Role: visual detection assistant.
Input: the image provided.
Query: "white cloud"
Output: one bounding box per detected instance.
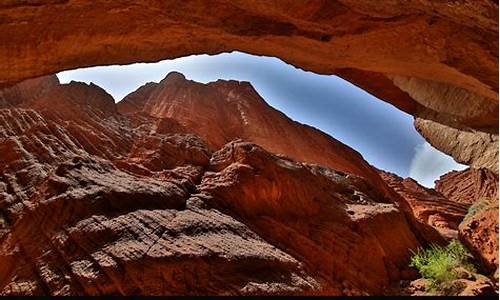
[409,142,468,188]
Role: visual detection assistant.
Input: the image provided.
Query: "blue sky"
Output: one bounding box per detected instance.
[57,51,466,187]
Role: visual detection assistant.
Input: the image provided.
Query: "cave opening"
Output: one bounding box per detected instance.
[1,1,497,295]
[56,51,467,188]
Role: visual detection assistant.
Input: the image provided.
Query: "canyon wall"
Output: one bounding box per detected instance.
[0,0,497,172]
[0,71,497,295]
[382,167,499,278]
[0,75,432,296]
[436,169,499,275]
[116,72,392,196]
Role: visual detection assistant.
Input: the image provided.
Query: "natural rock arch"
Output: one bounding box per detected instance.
[0,0,498,171]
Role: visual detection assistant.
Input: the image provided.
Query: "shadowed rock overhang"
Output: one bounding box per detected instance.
[0,0,498,172]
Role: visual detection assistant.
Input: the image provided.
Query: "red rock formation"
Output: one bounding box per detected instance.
[435,168,499,204]
[0,77,317,295]
[415,119,498,174]
[117,72,395,198]
[0,75,433,296]
[200,140,421,295]
[118,73,452,249]
[2,156,321,296]
[433,168,499,274]
[0,0,497,174]
[0,75,60,108]
[382,167,499,277]
[380,171,469,240]
[459,199,499,275]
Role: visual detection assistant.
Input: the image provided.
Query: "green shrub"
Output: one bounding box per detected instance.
[409,240,475,292]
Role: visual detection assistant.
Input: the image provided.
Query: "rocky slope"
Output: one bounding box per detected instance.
[381,169,499,296]
[0,1,497,174]
[0,75,433,296]
[380,171,469,241]
[117,72,461,246]
[117,72,390,193]
[459,197,499,276]
[0,74,497,296]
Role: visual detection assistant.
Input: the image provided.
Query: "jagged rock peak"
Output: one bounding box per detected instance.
[158,71,255,90]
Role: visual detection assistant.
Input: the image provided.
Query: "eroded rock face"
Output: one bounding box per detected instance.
[382,167,499,277]
[0,75,431,295]
[433,168,499,275]
[2,156,319,296]
[117,72,395,198]
[459,199,499,276]
[0,75,60,108]
[435,168,498,205]
[0,0,497,172]
[199,140,422,295]
[415,118,498,174]
[380,171,468,241]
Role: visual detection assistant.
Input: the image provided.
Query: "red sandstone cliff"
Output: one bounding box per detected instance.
[435,168,499,205]
[0,74,430,296]
[435,168,498,275]
[117,72,396,198]
[0,74,497,296]
[435,168,499,276]
[0,1,497,291]
[381,168,499,278]
[380,171,469,240]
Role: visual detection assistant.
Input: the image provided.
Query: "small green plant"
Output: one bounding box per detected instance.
[409,240,475,292]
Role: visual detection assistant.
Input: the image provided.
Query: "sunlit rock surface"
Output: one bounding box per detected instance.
[117,72,390,192]
[435,168,498,205]
[0,72,497,295]
[0,75,431,296]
